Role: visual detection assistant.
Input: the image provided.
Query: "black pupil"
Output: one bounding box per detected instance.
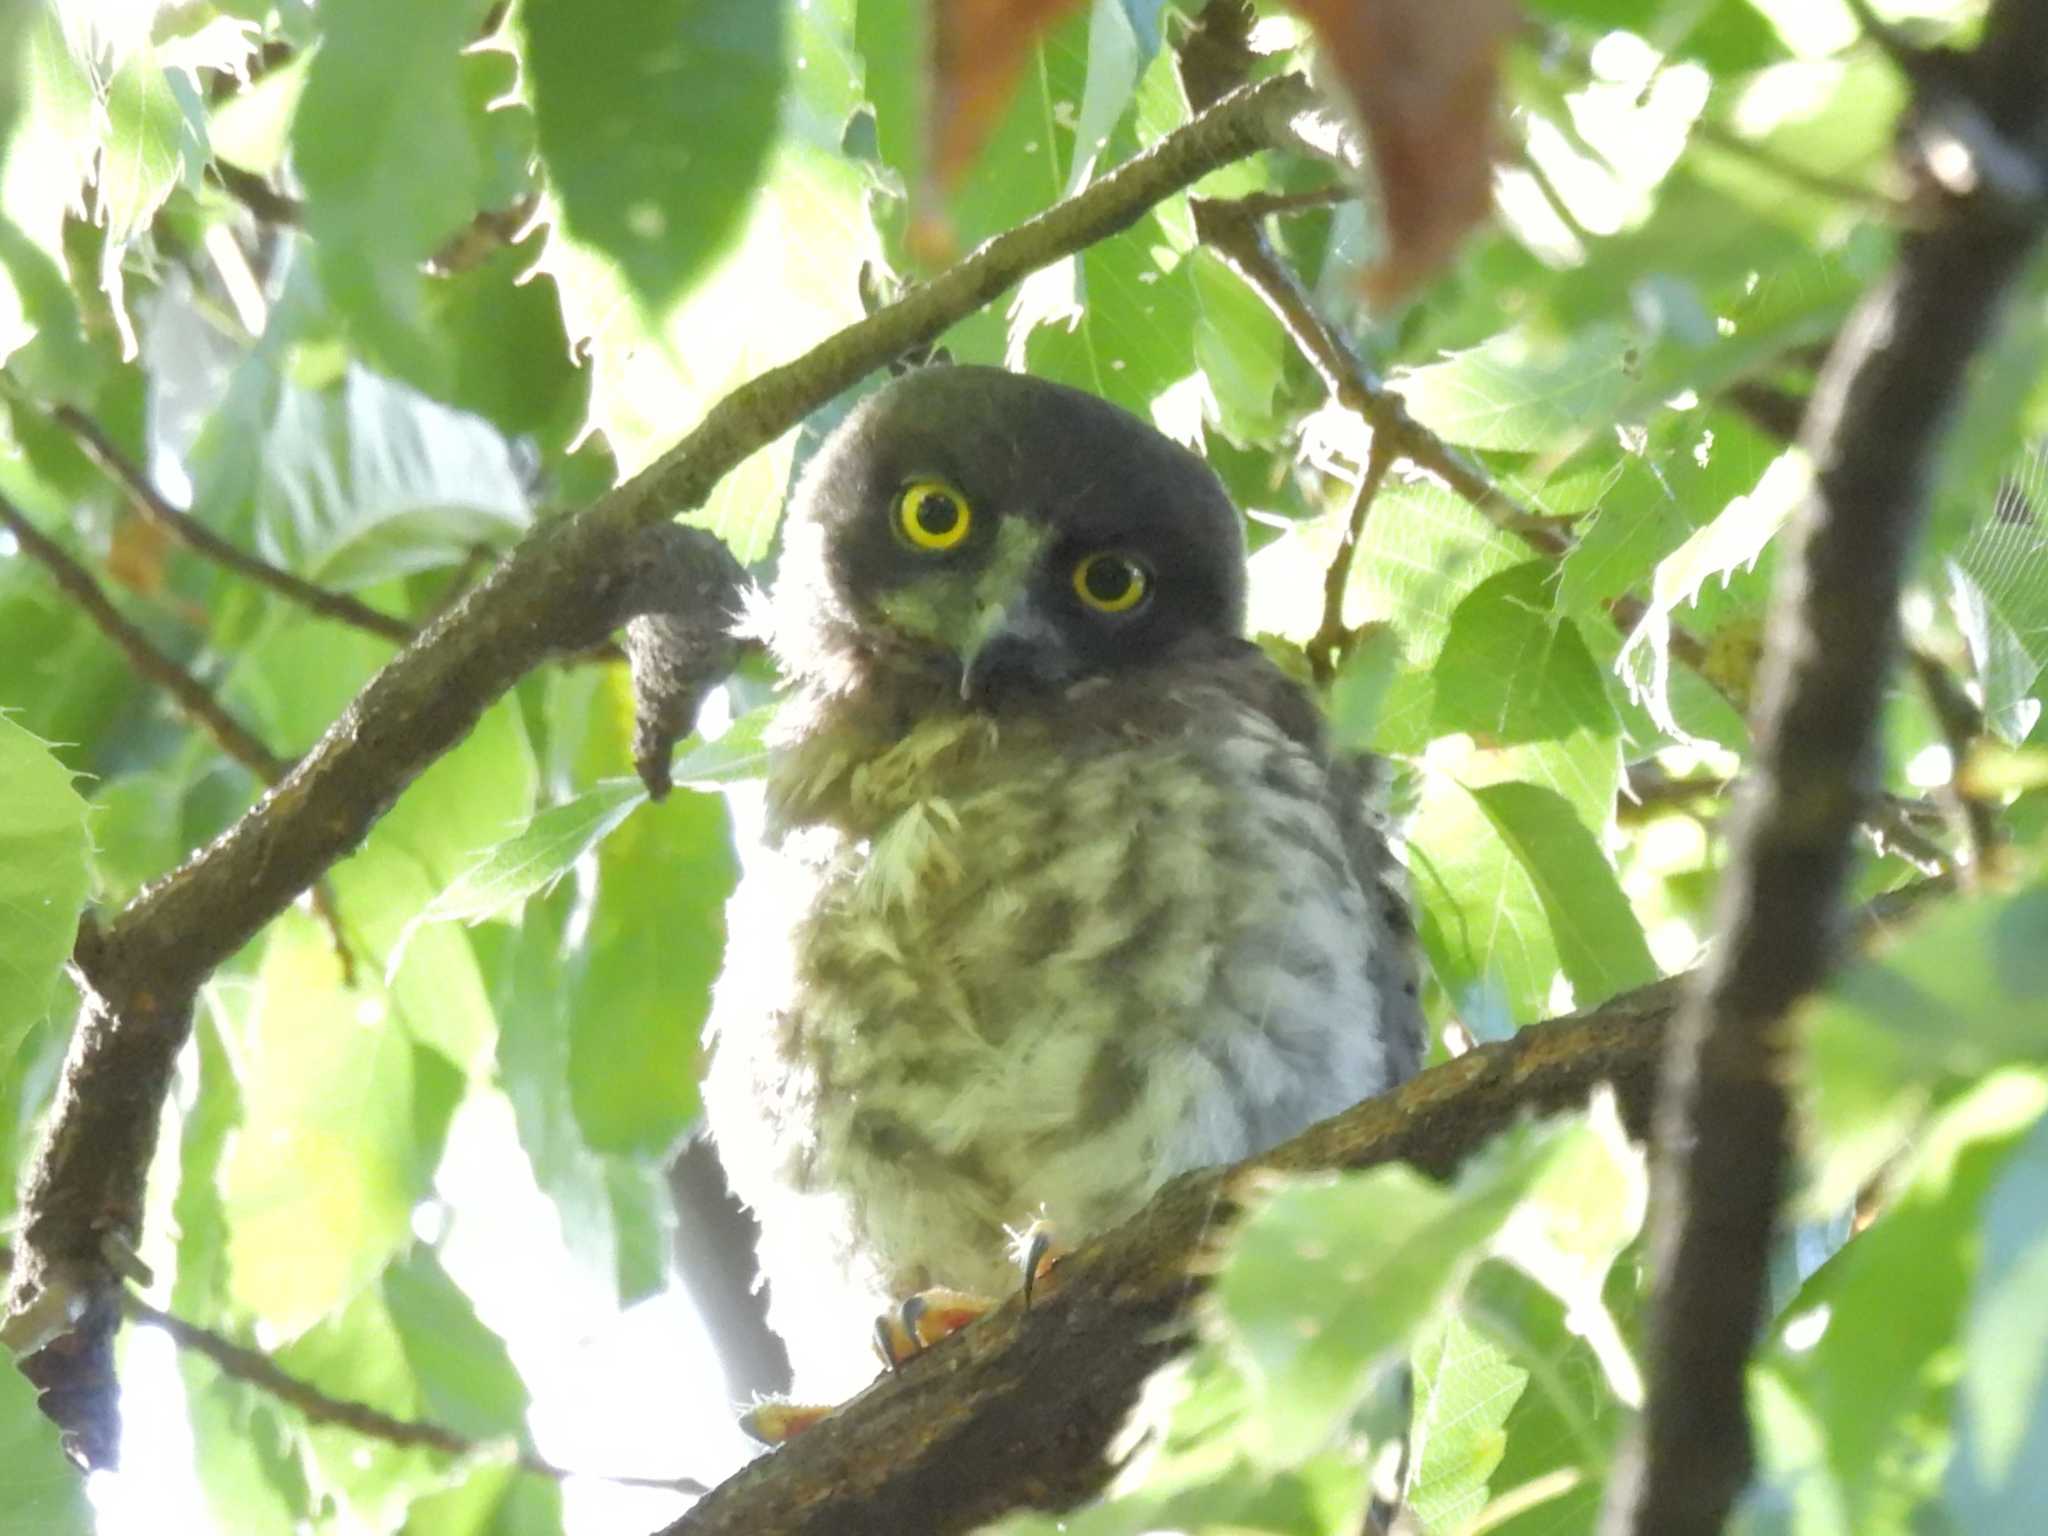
[1085,558,1136,604]
[915,492,959,537]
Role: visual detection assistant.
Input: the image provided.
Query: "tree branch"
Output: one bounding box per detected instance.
[49,404,416,644]
[665,975,1684,1536]
[653,868,1950,1536]
[0,492,288,782]
[1601,4,2048,1531]
[2,69,1321,1468]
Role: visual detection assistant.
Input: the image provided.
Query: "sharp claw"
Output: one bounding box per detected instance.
[1016,1219,1067,1307]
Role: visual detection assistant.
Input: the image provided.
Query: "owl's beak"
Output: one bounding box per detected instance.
[957,597,1075,707]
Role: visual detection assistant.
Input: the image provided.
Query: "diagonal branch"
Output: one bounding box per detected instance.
[51,404,415,644]
[657,875,1942,1536]
[667,976,1684,1536]
[2,70,1321,1470]
[0,492,288,782]
[1189,194,1712,677]
[1601,4,2048,1533]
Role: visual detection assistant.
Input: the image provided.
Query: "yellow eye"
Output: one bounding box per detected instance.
[1073,552,1150,614]
[897,482,971,550]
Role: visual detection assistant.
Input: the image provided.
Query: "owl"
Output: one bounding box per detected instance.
[703,365,1423,1399]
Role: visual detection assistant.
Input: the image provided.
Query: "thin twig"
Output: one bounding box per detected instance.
[1189,194,1712,674]
[1306,431,1396,684]
[119,1289,705,1495]
[1603,3,2048,1530]
[50,405,414,644]
[1907,644,2000,883]
[1688,118,1903,215]
[0,492,288,782]
[1213,183,1354,220]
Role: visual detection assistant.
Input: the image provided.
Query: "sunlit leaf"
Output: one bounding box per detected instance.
[0,714,88,1063]
[0,1357,91,1536]
[1433,563,1620,747]
[522,0,782,312]
[293,0,486,388]
[1409,1311,1530,1535]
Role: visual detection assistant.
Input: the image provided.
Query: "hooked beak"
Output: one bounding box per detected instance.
[957,597,1076,707]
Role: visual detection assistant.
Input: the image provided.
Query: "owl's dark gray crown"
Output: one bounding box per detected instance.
[770,366,1248,707]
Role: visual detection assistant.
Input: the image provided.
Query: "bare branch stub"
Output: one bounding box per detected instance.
[1602,5,2048,1533]
[2,72,1320,1467]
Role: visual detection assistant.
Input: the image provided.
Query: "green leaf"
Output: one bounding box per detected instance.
[1411,772,1653,1024]
[0,1353,91,1536]
[1616,447,1811,741]
[1950,1109,2048,1527]
[567,787,735,1156]
[522,0,782,313]
[1391,324,1636,454]
[420,778,647,929]
[1213,1119,1575,1460]
[0,714,88,1061]
[1433,563,1621,747]
[1469,781,1658,1009]
[221,913,439,1336]
[273,1279,464,1528]
[1409,1312,1530,1536]
[384,1246,530,1443]
[293,0,486,388]
[1,9,98,262]
[1764,1071,2048,1533]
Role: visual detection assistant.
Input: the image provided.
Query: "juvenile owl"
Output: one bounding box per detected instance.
[703,365,1422,1397]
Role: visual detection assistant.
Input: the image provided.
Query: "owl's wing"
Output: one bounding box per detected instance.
[1327,749,1427,1084]
[1213,642,1426,1086]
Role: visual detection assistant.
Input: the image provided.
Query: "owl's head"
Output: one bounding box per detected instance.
[770,366,1247,706]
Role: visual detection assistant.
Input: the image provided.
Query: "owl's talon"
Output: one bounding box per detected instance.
[740,1399,835,1444]
[1016,1220,1069,1307]
[872,1285,996,1369]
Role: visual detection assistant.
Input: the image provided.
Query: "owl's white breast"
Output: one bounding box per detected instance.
[703,687,1393,1397]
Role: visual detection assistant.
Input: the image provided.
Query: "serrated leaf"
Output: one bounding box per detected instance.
[1617,447,1811,742]
[0,714,89,1062]
[1433,563,1620,747]
[1409,1312,1529,1536]
[1950,1109,2048,1527]
[1392,324,1635,454]
[1469,781,1657,1009]
[1766,1072,2048,1533]
[522,0,781,313]
[422,779,646,929]
[384,1246,530,1443]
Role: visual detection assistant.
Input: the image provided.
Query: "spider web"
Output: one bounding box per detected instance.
[1948,446,2048,745]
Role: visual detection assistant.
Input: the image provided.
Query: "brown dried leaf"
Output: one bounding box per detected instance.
[1284,0,1519,301]
[928,0,1087,192]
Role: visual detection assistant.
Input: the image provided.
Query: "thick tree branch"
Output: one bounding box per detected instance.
[664,976,1684,1536]
[1601,4,2048,1533]
[653,873,1946,1536]
[2,70,1320,1467]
